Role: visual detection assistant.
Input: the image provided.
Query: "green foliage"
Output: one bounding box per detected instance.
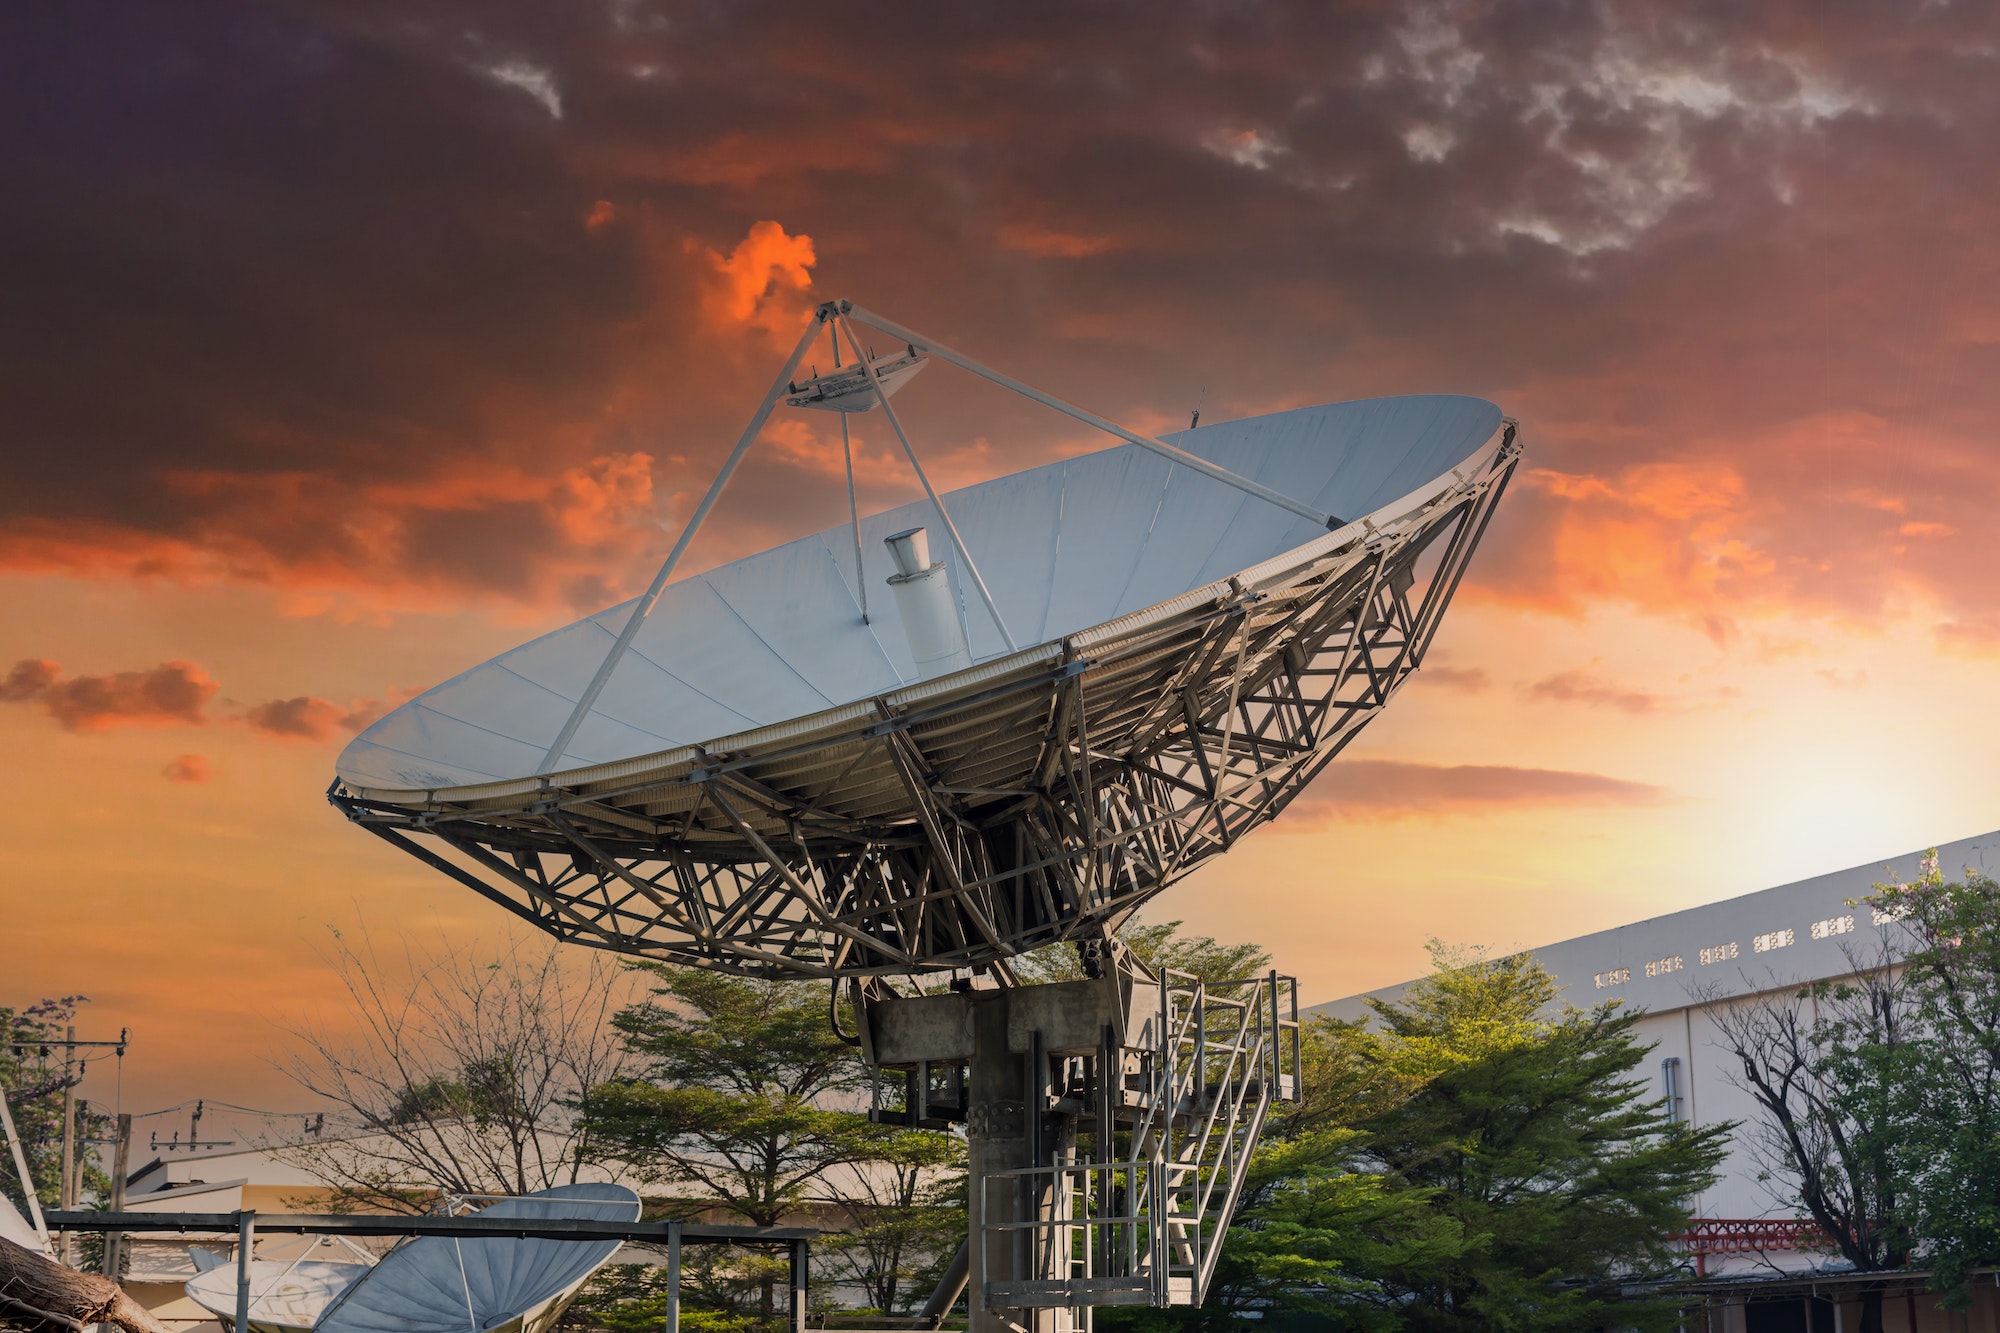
[581,964,963,1326]
[1868,856,2000,1305]
[1016,919,1272,990]
[817,1127,965,1314]
[1719,854,2000,1317]
[584,964,889,1227]
[0,996,112,1215]
[579,925,1730,1331]
[1359,948,1729,1330]
[1209,1128,1476,1333]
[1212,943,1728,1333]
[558,1263,762,1333]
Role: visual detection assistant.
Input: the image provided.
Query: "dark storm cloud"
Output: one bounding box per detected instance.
[3,0,1997,635]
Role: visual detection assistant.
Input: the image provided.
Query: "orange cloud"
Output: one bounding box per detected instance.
[998,222,1119,259]
[1936,620,2000,658]
[1534,462,1763,617]
[1,659,61,701]
[1525,666,1664,715]
[1286,760,1668,823]
[0,659,219,732]
[0,655,413,745]
[1413,664,1490,693]
[245,697,352,741]
[0,452,668,618]
[243,692,402,742]
[162,754,211,784]
[701,221,816,340]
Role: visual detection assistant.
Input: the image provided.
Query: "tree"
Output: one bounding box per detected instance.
[1,997,111,1220]
[1218,944,1729,1332]
[1706,939,1915,1333]
[1217,1129,1477,1333]
[1866,855,2000,1306]
[0,1235,165,1333]
[1016,918,1271,990]
[817,1129,965,1315]
[1709,852,2000,1322]
[582,965,940,1323]
[560,1250,788,1333]
[271,930,639,1211]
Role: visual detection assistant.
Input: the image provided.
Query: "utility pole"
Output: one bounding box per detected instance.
[70,1099,89,1227]
[58,1026,75,1266]
[6,1026,129,1267]
[104,1113,132,1280]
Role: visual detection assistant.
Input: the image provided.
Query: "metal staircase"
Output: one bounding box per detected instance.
[858,947,1300,1331]
[977,967,1300,1318]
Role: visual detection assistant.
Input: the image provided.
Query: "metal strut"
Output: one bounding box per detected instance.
[835,310,1018,653]
[841,301,1341,530]
[537,308,833,774]
[835,327,870,625]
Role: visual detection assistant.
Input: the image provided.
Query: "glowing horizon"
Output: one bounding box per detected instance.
[4,0,1999,1121]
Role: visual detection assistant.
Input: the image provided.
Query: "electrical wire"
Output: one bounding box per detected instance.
[128,1100,322,1120]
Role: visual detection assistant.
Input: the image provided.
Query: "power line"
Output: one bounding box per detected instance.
[128,1099,324,1121]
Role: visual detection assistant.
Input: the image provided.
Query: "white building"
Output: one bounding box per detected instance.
[1310,830,2000,1332]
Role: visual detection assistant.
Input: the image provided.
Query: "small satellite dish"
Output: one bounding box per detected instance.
[332,300,1520,979]
[312,1183,641,1333]
[184,1258,368,1332]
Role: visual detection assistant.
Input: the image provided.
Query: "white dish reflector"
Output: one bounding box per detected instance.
[313,1184,640,1333]
[339,394,1500,792]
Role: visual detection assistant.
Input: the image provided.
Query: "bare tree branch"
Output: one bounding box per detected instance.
[267,927,639,1211]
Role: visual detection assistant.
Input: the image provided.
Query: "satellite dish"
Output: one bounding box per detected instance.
[184,1259,367,1333]
[332,300,1520,979]
[312,1183,641,1333]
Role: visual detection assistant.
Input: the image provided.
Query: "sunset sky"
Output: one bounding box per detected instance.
[4,1,1999,1122]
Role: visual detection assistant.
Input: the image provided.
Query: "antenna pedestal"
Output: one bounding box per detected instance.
[860,951,1300,1330]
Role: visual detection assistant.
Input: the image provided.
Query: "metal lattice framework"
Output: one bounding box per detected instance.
[331,427,1518,980]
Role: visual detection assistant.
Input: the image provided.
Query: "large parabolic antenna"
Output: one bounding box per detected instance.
[331,301,1519,980]
[330,300,1520,1330]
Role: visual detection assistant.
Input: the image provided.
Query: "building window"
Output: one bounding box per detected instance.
[1810,914,1855,940]
[1753,928,1796,953]
[1645,954,1684,978]
[1593,967,1630,989]
[1661,1056,1685,1123]
[1699,941,1739,966]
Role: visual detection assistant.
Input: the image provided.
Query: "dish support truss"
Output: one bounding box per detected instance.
[330,433,1520,983]
[858,949,1300,1331]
